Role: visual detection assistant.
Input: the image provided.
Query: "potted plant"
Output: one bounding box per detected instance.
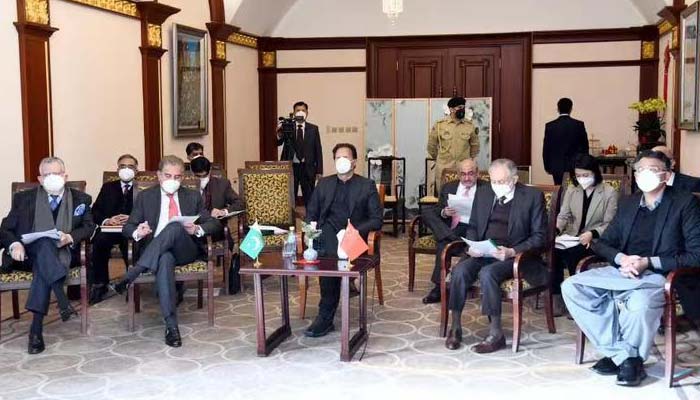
[629,98,666,150]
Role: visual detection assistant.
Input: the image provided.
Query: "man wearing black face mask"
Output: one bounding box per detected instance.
[428,97,480,192]
[276,101,323,207]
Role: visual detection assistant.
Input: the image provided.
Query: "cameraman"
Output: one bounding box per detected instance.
[276,101,323,207]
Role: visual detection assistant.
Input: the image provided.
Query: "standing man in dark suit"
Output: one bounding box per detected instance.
[0,157,96,354]
[446,159,547,353]
[89,154,138,305]
[562,150,700,386]
[113,156,222,347]
[277,101,323,206]
[652,145,700,193]
[543,98,589,185]
[420,158,485,304]
[303,143,382,337]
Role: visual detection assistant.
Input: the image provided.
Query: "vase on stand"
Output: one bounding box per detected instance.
[303,239,318,261]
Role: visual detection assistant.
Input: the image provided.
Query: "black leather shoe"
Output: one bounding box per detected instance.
[89,285,108,305]
[110,280,129,295]
[304,316,335,338]
[28,334,45,354]
[616,357,646,387]
[422,288,441,304]
[591,357,619,375]
[445,329,463,350]
[165,326,182,348]
[60,305,78,322]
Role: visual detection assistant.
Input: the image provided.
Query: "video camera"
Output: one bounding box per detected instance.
[277,113,305,142]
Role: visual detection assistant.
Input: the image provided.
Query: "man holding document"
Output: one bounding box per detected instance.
[421,158,484,304]
[0,157,95,354]
[446,159,547,353]
[114,156,222,347]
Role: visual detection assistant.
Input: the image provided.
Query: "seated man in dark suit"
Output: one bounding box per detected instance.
[652,145,700,193]
[421,158,485,304]
[304,143,383,337]
[113,155,222,347]
[446,158,547,353]
[89,154,138,304]
[562,150,700,387]
[0,157,95,354]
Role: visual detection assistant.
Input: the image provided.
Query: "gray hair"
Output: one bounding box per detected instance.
[489,158,518,178]
[38,157,65,175]
[158,155,185,172]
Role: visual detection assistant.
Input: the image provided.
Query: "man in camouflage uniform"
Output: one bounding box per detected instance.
[427,97,480,192]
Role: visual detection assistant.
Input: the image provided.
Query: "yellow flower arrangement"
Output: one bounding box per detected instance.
[629,98,666,114]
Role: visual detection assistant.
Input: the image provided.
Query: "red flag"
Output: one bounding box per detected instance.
[340,221,368,261]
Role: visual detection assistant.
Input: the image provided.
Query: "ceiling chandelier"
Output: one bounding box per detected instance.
[382,0,403,25]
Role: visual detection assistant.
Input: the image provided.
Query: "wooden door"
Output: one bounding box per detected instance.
[397,48,447,98]
[447,47,500,98]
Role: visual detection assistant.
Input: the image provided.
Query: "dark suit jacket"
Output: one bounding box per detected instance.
[122,186,222,254]
[92,180,133,225]
[543,115,589,176]
[422,180,487,242]
[593,187,700,272]
[306,174,382,240]
[672,172,700,193]
[202,176,243,212]
[277,122,323,177]
[0,188,95,253]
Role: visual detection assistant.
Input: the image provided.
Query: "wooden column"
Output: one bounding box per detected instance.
[207,22,239,171]
[258,39,279,161]
[135,1,180,170]
[15,0,58,180]
[659,2,686,167]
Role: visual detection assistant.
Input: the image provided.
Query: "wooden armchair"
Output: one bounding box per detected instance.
[124,177,215,331]
[244,160,292,171]
[438,184,561,353]
[574,254,700,388]
[1,181,90,339]
[367,156,406,236]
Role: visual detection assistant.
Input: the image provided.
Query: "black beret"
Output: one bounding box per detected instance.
[447,97,466,108]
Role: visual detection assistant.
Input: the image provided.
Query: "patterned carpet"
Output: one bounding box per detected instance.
[1,235,699,400]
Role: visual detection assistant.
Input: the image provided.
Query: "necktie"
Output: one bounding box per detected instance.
[167,194,179,219]
[450,188,469,229]
[50,195,59,211]
[123,183,131,196]
[498,196,506,206]
[296,125,305,160]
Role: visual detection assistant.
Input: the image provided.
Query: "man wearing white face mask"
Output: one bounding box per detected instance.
[115,155,222,348]
[446,159,547,353]
[276,101,323,206]
[562,150,700,386]
[303,143,382,337]
[0,157,95,354]
[89,154,138,304]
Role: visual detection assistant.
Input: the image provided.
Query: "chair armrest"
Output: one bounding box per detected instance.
[575,255,607,274]
[512,250,542,281]
[441,240,466,274]
[408,216,422,242]
[79,239,88,269]
[368,231,381,256]
[665,267,700,294]
[205,235,214,262]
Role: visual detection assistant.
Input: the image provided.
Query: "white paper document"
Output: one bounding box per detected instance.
[555,234,581,250]
[100,225,123,233]
[258,224,288,235]
[447,194,473,218]
[167,216,199,226]
[217,210,246,219]
[462,238,499,256]
[21,229,61,245]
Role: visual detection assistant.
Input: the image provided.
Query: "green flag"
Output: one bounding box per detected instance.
[240,222,264,259]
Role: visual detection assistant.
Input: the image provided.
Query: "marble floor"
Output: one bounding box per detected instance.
[1,235,699,400]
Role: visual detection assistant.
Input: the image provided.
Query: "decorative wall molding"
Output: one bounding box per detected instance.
[61,0,139,18]
[228,32,258,48]
[275,66,366,74]
[146,23,162,47]
[641,41,656,59]
[215,41,226,60]
[261,51,276,68]
[25,0,50,24]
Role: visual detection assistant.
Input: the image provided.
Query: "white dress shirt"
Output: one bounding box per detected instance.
[455,183,477,224]
[133,189,204,241]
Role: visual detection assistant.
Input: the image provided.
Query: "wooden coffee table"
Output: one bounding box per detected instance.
[240,253,378,362]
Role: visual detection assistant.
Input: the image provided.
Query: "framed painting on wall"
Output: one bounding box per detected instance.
[172,24,208,137]
[680,2,699,131]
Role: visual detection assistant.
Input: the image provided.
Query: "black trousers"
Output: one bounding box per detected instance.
[90,232,128,286]
[551,244,591,295]
[448,257,514,317]
[136,224,200,324]
[293,162,315,207]
[431,223,468,286]
[314,226,341,320]
[25,238,71,315]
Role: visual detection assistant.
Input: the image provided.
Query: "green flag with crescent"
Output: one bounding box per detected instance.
[240,222,264,259]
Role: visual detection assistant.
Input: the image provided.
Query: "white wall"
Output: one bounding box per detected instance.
[226,43,259,184]
[273,0,648,37]
[50,0,143,199]
[680,0,700,176]
[161,0,214,161]
[0,0,24,215]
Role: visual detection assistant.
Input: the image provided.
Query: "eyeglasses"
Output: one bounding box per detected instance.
[490,179,512,185]
[635,166,666,174]
[118,164,136,170]
[460,171,477,177]
[162,173,183,181]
